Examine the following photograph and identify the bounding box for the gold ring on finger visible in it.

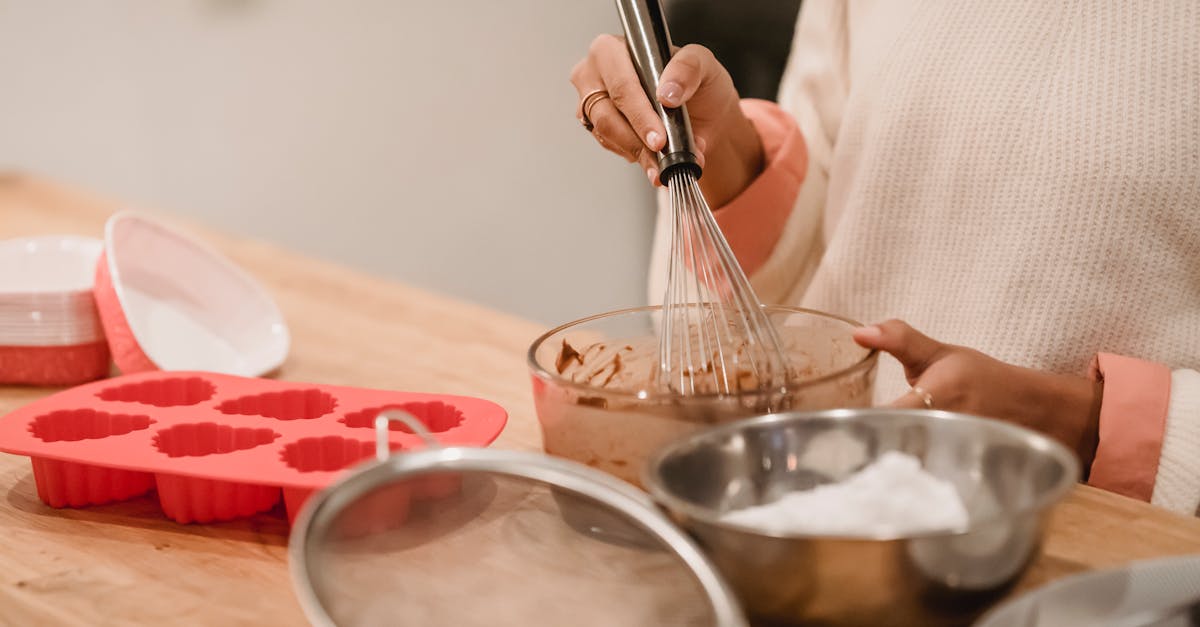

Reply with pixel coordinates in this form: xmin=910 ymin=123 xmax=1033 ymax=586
xmin=579 ymin=89 xmax=610 ymax=133
xmin=911 ymin=386 xmax=934 ymax=409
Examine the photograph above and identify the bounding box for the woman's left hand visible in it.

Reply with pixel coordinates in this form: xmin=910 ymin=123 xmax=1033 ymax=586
xmin=853 ymin=320 xmax=1103 ymax=469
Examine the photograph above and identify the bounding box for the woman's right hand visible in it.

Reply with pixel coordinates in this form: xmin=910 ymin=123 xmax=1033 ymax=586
xmin=570 ymin=35 xmax=765 ymax=207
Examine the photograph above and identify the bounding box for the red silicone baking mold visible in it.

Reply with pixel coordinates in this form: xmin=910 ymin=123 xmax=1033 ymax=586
xmin=0 ymin=371 xmax=507 ymax=524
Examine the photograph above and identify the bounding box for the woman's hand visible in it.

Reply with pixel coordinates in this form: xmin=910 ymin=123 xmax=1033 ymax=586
xmin=569 ymin=36 xmax=764 ymax=206
xmin=853 ymin=320 xmax=1104 ymax=469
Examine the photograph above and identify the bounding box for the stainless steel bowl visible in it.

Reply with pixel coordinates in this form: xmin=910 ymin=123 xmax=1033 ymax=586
xmin=642 ymin=409 xmax=1080 ymax=626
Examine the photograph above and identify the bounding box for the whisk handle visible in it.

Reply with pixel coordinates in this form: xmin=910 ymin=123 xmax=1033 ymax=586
xmin=614 ymin=0 xmax=702 ymax=183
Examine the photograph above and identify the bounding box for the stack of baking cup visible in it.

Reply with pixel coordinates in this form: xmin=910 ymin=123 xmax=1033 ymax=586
xmin=0 ymin=236 xmax=110 ymax=385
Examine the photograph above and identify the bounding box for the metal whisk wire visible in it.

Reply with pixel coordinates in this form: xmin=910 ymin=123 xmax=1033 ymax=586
xmin=658 ymin=170 xmax=789 ymax=397
xmin=610 ymin=0 xmax=788 ymax=398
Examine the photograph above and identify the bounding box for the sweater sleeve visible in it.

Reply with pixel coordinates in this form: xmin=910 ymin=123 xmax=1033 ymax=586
xmin=710 ymin=99 xmax=807 ymax=278
xmin=647 ymin=0 xmax=848 ymax=307
xmin=1086 ymin=353 xmax=1170 ymax=501
xmin=1086 ymin=354 xmax=1200 ymax=516
xmin=1151 ymin=369 xmax=1200 ymax=514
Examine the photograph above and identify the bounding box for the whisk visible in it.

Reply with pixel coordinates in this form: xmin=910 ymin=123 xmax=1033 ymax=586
xmin=615 ymin=0 xmax=790 ymax=399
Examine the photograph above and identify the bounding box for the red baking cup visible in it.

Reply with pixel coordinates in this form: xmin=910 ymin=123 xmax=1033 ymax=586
xmin=92 ymin=254 xmax=156 ymax=374
xmin=0 ymin=236 xmax=111 ymax=386
xmin=0 ymin=342 xmax=111 ymax=386
xmin=95 ymin=212 xmax=290 ymax=376
xmin=0 ymin=371 xmax=507 ymax=524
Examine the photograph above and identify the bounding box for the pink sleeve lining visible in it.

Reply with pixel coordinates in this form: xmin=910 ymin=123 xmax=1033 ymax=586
xmin=712 ymin=99 xmax=807 ymax=277
xmin=1086 ymin=353 xmax=1172 ymax=501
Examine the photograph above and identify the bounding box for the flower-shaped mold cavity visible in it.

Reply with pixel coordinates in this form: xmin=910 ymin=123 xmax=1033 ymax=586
xmin=153 ymin=423 xmax=280 ymax=458
xmin=217 ymin=389 xmax=337 ymax=421
xmin=341 ymin=401 xmax=465 ymax=433
xmin=29 ymin=409 xmax=154 ymax=442
xmin=96 ymin=376 xmax=216 ymax=407
xmin=280 ymin=437 xmax=405 ymax=524
xmin=282 ymin=436 xmax=379 ymax=473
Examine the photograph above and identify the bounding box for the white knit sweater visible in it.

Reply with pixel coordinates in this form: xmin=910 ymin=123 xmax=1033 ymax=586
xmin=650 ymin=1 xmax=1200 ymax=513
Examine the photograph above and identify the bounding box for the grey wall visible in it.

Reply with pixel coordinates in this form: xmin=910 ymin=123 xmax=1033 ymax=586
xmin=0 ymin=0 xmax=657 ymax=325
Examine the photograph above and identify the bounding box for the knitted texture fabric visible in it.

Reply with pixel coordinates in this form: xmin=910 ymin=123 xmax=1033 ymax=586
xmin=648 ymin=0 xmax=1200 ymax=511
xmin=681 ymin=0 xmax=1200 ymax=400
xmin=1154 ymin=370 xmax=1200 ymax=514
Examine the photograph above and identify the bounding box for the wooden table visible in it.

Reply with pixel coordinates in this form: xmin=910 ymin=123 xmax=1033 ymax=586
xmin=1 ymin=174 xmax=1199 ymax=626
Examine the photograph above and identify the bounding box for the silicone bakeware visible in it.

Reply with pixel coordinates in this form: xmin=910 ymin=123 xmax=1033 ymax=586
xmin=0 ymin=371 xmax=507 ymax=524
xmin=95 ymin=212 xmax=290 ymax=377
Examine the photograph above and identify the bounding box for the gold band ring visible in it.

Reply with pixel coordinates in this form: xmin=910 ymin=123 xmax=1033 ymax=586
xmin=911 ymin=386 xmax=934 ymax=409
xmin=579 ymin=89 xmax=610 ymax=132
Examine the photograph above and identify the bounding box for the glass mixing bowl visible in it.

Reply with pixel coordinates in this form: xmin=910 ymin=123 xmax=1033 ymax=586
xmin=527 ymin=305 xmax=878 ymax=487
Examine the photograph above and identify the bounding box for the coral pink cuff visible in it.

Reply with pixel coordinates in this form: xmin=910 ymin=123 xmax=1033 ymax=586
xmin=713 ymin=99 xmax=807 ymax=277
xmin=1087 ymin=352 xmax=1171 ymax=501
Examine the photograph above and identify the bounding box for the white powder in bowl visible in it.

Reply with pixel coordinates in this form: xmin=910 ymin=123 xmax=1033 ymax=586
xmin=721 ymin=452 xmax=969 ymax=536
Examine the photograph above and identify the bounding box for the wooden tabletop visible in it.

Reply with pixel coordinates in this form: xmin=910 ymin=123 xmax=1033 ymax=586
xmin=1 ymin=174 xmax=1199 ymax=626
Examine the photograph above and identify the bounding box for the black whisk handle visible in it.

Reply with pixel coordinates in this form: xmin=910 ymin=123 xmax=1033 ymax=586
xmin=614 ymin=0 xmax=702 ymax=183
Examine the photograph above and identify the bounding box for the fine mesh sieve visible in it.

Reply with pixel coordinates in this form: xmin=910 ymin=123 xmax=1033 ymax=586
xmin=975 ymin=554 xmax=1200 ymax=626
xmin=288 ymin=412 xmax=746 ymax=627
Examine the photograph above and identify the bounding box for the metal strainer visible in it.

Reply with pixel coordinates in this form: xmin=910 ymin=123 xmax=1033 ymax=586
xmin=975 ymin=554 xmax=1200 ymax=627
xmin=288 ymin=412 xmax=746 ymax=626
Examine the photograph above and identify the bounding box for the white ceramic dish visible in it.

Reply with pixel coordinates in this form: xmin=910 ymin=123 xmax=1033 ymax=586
xmin=0 ymin=236 xmax=105 ymax=346
xmin=97 ymin=212 xmax=290 ymax=376
xmin=0 ymin=236 xmax=102 ymax=296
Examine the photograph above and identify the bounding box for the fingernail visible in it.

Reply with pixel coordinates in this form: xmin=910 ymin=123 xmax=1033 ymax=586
xmin=659 ymin=81 xmax=683 ymax=106
xmin=646 ymin=130 xmax=662 ymax=149
xmin=855 ymin=325 xmax=883 ymax=340
xmin=694 ymin=135 xmax=707 ymax=153
xmin=646 ymin=167 xmax=658 ymax=184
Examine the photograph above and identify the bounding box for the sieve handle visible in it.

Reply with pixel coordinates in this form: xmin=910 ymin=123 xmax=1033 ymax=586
xmin=374 ymin=410 xmax=440 ymax=460
xmin=615 ymin=0 xmax=702 ymax=183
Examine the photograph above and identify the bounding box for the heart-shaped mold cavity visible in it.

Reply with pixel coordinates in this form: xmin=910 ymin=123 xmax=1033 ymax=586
xmin=341 ymin=401 xmax=465 ymax=433
xmin=217 ymin=389 xmax=337 ymax=421
xmin=29 ymin=409 xmax=155 ymax=442
xmin=153 ymin=423 xmax=280 ymax=458
xmin=96 ymin=377 xmax=216 ymax=407
xmin=281 ymin=436 xmax=380 ymax=473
